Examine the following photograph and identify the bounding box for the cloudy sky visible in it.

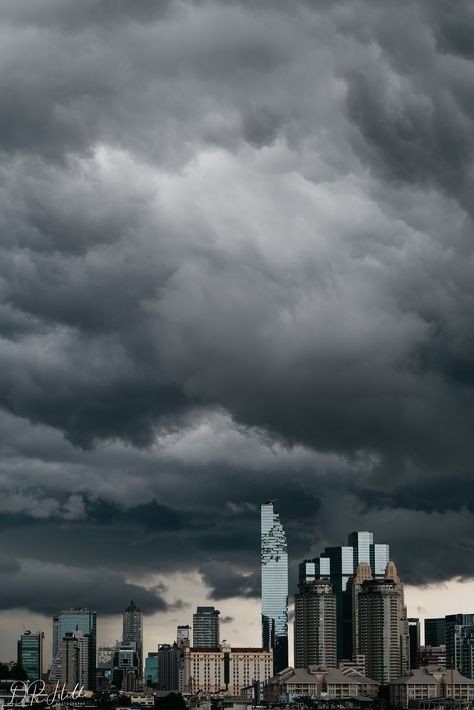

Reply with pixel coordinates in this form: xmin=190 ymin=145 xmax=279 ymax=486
xmin=1 ymin=0 xmax=474 ymax=664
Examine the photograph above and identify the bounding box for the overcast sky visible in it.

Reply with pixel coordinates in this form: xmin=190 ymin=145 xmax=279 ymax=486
xmin=1 ymin=0 xmax=474 ymax=664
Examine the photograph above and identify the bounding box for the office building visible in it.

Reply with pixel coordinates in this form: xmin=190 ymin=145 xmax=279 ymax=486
xmin=193 ymin=607 xmax=220 ymax=648
xmin=389 ymin=666 xmax=474 ymax=708
xmin=183 ymin=642 xmax=273 ymax=696
xmin=446 ymin=614 xmax=474 ymax=670
xmin=158 ymin=643 xmax=180 ymax=692
xmin=17 ymin=631 xmax=44 ymax=682
xmin=261 ymin=501 xmax=288 ymax=672
xmin=408 ymin=618 xmax=420 ymax=669
xmin=123 ymin=601 xmax=143 ymax=680
xmin=454 ymin=625 xmax=474 ymax=679
xmin=54 ymin=608 xmax=97 ymax=690
xmin=357 ymin=561 xmax=409 ymax=684
xmin=112 ymin=642 xmax=140 ymax=691
xmin=300 ymin=530 xmax=389 ymax=659
xmin=144 ymin=652 xmax=159 ymax=689
xmin=294 ymin=579 xmax=336 ymax=669
xmin=424 ymin=617 xmax=446 ymax=647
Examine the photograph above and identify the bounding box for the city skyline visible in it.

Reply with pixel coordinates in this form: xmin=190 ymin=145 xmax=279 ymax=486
xmin=1 ymin=0 xmax=474 ymax=682
xmin=3 ymin=523 xmax=474 ymax=670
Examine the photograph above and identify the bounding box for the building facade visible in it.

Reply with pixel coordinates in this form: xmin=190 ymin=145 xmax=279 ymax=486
xmin=60 ymin=631 xmax=89 ymax=690
xmin=158 ymin=643 xmax=180 ymax=692
xmin=264 ymin=666 xmax=379 ymax=703
xmin=54 ymin=608 xmax=97 ymax=690
xmin=193 ymin=607 xmax=220 ymax=648
xmin=408 ymin=618 xmax=420 ymax=669
xmin=294 ymin=580 xmax=336 ymax=669
xmin=17 ymin=631 xmax=44 ymax=682
xmin=144 ymin=652 xmax=159 ymax=689
xmin=261 ymin=501 xmax=288 ymax=672
xmin=453 ymin=624 xmax=474 ymax=679
xmin=112 ymin=642 xmax=140 ymax=691
xmin=446 ymin=614 xmax=474 ymax=671
xmin=123 ymin=601 xmax=143 ymax=680
xmin=357 ymin=562 xmax=409 ymax=684
xmin=425 ymin=618 xmax=446 ymax=647
xmin=389 ymin=666 xmax=474 ymax=708
xmin=184 ymin=643 xmax=273 ymax=696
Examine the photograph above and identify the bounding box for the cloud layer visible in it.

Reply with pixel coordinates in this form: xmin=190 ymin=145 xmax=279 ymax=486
xmin=0 ymin=0 xmax=474 ymax=637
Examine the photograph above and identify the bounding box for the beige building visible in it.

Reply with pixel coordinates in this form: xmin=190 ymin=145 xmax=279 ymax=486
xmin=264 ymin=665 xmax=379 ymax=703
xmin=357 ymin=561 xmax=410 ymax=684
xmin=389 ymin=666 xmax=474 ymax=708
xmin=183 ymin=643 xmax=273 ymax=696
xmin=294 ymin=579 xmax=337 ymax=670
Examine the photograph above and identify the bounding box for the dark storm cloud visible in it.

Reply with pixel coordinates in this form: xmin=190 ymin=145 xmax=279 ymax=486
xmin=199 ymin=562 xmax=259 ymax=600
xmin=0 ymin=0 xmax=474 ymax=627
xmin=0 ymin=558 xmax=184 ymax=616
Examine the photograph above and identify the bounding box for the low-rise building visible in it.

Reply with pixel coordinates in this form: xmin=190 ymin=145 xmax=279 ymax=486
xmin=184 ymin=643 xmax=273 ymax=696
xmin=389 ymin=666 xmax=474 ymax=708
xmin=264 ymin=665 xmax=379 ymax=703
xmin=418 ymin=646 xmax=447 ymax=669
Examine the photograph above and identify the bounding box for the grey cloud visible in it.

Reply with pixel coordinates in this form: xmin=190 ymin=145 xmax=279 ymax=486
xmin=0 ymin=559 xmax=184 ymax=616
xmin=199 ymin=562 xmax=260 ymax=600
xmin=0 ymin=0 xmax=473 ymax=634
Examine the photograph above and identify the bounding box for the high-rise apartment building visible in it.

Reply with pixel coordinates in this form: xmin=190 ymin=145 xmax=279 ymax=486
xmin=193 ymin=607 xmax=220 ymax=647
xmin=294 ymin=579 xmax=336 ymax=669
xmin=357 ymin=561 xmax=409 ymax=684
xmin=123 ymin=601 xmax=143 ymax=679
xmin=424 ymin=618 xmax=446 ymax=647
xmin=60 ymin=631 xmax=89 ymax=690
xmin=261 ymin=501 xmax=288 ymax=672
xmin=300 ymin=531 xmax=389 ymax=659
xmin=53 ymin=608 xmax=97 ymax=690
xmin=408 ymin=618 xmax=420 ymax=669
xmin=17 ymin=631 xmax=44 ymax=681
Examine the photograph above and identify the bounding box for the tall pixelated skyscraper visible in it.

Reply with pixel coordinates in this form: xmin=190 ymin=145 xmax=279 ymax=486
xmin=261 ymin=500 xmax=288 ymax=672
xmin=123 ymin=601 xmax=143 ymax=679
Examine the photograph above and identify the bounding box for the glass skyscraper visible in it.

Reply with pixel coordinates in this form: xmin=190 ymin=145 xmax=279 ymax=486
xmin=261 ymin=501 xmax=288 ymax=672
xmin=55 ymin=608 xmax=97 ymax=690
xmin=18 ymin=631 xmax=44 ymax=681
xmin=299 ymin=530 xmax=390 ymax=659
